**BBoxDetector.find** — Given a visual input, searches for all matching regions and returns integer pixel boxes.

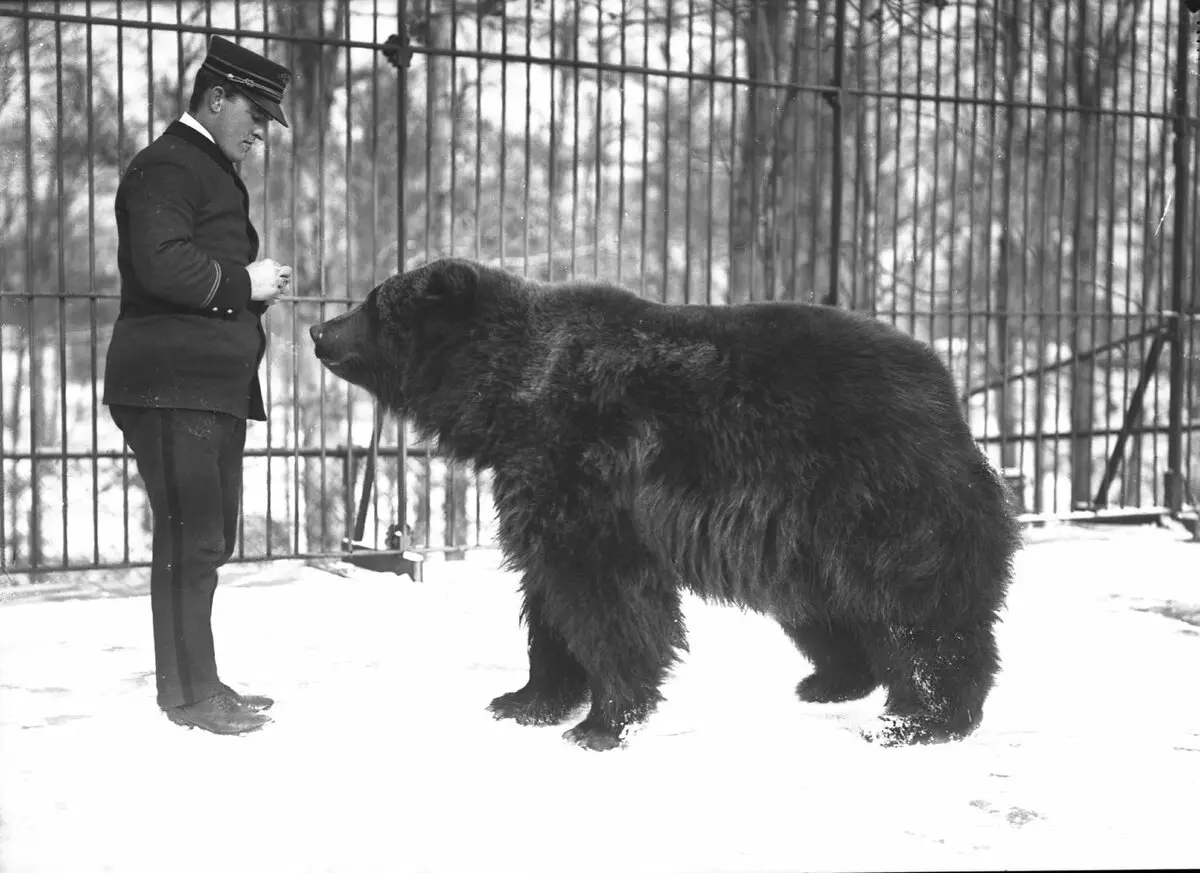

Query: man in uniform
[104,35,293,735]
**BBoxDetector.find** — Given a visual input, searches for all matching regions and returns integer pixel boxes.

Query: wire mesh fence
[1,0,1197,574]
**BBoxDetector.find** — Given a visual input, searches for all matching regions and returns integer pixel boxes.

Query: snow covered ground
[1,523,1198,873]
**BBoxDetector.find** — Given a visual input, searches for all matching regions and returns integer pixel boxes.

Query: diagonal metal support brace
[1093,328,1168,509]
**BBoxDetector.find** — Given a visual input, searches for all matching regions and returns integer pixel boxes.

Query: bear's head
[309,257,486,419]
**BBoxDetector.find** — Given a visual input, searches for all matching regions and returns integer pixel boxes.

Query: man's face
[209,87,270,162]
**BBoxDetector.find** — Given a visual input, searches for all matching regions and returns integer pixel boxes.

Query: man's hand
[274,265,293,299]
[247,258,291,303]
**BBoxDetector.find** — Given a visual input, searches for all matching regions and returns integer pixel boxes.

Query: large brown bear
[310,258,1021,751]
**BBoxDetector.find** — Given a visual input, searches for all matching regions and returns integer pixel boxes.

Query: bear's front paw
[796,670,878,704]
[488,684,588,726]
[562,721,624,751]
[859,713,968,747]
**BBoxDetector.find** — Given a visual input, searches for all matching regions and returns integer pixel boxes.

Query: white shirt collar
[179,112,215,144]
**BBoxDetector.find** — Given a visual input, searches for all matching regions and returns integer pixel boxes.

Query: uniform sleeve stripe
[201,262,222,308]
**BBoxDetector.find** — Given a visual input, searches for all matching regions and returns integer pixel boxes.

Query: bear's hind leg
[489,588,590,726]
[781,618,880,704]
[866,619,1000,746]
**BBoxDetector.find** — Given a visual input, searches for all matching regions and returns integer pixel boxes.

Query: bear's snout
[309,307,363,364]
[309,321,334,361]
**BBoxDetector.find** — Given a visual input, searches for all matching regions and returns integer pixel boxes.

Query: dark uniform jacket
[104,120,269,421]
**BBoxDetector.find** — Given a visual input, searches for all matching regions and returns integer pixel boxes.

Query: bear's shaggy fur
[310,258,1022,751]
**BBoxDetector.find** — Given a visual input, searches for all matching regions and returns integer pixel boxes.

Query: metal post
[827,0,847,308]
[342,11,421,580]
[1167,0,1192,514]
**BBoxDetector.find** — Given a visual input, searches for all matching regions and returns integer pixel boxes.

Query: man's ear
[421,259,479,311]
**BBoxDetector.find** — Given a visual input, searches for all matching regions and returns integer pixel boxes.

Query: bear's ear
[421,259,479,312]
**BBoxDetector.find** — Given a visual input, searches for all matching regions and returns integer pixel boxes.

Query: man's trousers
[110,406,246,710]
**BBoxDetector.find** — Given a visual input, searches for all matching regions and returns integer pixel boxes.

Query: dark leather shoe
[165,692,272,735]
[220,682,274,712]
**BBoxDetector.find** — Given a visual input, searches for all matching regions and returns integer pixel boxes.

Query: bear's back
[519,283,966,451]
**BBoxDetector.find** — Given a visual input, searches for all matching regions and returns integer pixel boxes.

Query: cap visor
[244,91,288,128]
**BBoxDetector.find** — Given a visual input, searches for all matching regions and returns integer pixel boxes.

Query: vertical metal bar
[423,0,435,546]
[483,0,500,543]
[1119,2,1139,506]
[661,0,672,302]
[548,0,558,282]
[1186,9,1198,516]
[1066,2,1087,510]
[446,0,460,553]
[570,0,580,279]
[288,28,301,554]
[367,0,381,548]
[869,2,881,319]
[827,0,846,309]
[257,0,270,560]
[1086,0,1105,509]
[499,0,508,270]
[317,6,330,550]
[116,0,131,564]
[1033,0,1051,513]
[85,0,100,565]
[1101,0,1121,509]
[0,166,5,569]
[146,0,154,141]
[344,4,357,550]
[705,0,715,305]
[0,42,6,569]
[747,0,760,304]
[475,0,483,267]
[1020,0,1037,509]
[683,0,694,303]
[806,0,822,304]
[450,0,460,267]
[1167,0,1190,514]
[1012,0,1032,508]
[1189,19,1200,516]
[1153,2,1172,507]
[929,1,942,347]
[616,0,627,285]
[55,11,68,566]
[593,1,603,279]
[788,6,802,303]
[728,0,738,305]
[890,10,901,330]
[980,4,998,473]
[640,0,650,294]
[396,0,411,552]
[947,2,963,395]
[1052,2,1071,514]
[23,10,40,569]
[176,0,185,113]
[848,4,865,310]
[523,0,532,276]
[909,0,923,339]
[962,11,979,436]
